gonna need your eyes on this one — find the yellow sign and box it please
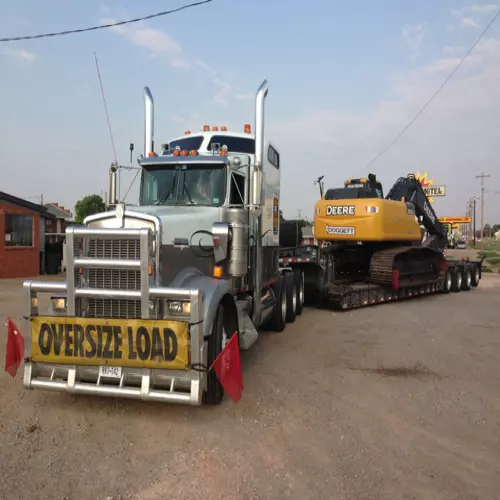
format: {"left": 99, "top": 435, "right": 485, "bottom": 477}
{"left": 439, "top": 217, "right": 471, "bottom": 223}
{"left": 416, "top": 171, "right": 446, "bottom": 203}
{"left": 30, "top": 316, "right": 189, "bottom": 370}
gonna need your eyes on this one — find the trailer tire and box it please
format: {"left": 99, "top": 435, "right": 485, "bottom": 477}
{"left": 442, "top": 270, "right": 452, "bottom": 294}
{"left": 270, "top": 278, "right": 286, "bottom": 332}
{"left": 471, "top": 265, "right": 480, "bottom": 287}
{"left": 202, "top": 303, "right": 232, "bottom": 405}
{"left": 293, "top": 269, "right": 304, "bottom": 316}
{"left": 451, "top": 268, "right": 462, "bottom": 293}
{"left": 284, "top": 272, "right": 297, "bottom": 323}
{"left": 462, "top": 269, "right": 472, "bottom": 291}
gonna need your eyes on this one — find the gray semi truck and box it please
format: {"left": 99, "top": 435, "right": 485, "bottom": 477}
{"left": 22, "top": 80, "right": 304, "bottom": 405}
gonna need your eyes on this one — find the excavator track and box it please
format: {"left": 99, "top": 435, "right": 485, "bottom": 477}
{"left": 370, "top": 245, "right": 445, "bottom": 288}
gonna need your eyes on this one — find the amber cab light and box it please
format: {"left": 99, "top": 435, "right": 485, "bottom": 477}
{"left": 189, "top": 150, "right": 198, "bottom": 156}
{"left": 180, "top": 150, "right": 189, "bottom": 156}
{"left": 203, "top": 125, "right": 210, "bottom": 131}
{"left": 221, "top": 126, "right": 227, "bottom": 131}
{"left": 212, "top": 126, "right": 219, "bottom": 131}
{"left": 213, "top": 266, "right": 223, "bottom": 278}
{"left": 220, "top": 150, "right": 228, "bottom": 157}
{"left": 148, "top": 264, "right": 153, "bottom": 276}
{"left": 173, "top": 150, "right": 180, "bottom": 156}
{"left": 184, "top": 130, "right": 191, "bottom": 135}
{"left": 244, "top": 123, "right": 251, "bottom": 133}
{"left": 148, "top": 152, "right": 157, "bottom": 157}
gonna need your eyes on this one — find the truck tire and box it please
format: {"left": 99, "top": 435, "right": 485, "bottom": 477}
{"left": 461, "top": 269, "right": 472, "bottom": 291}
{"left": 284, "top": 272, "right": 297, "bottom": 323}
{"left": 203, "top": 303, "right": 233, "bottom": 405}
{"left": 293, "top": 269, "right": 304, "bottom": 316}
{"left": 471, "top": 265, "right": 480, "bottom": 287}
{"left": 442, "top": 269, "right": 452, "bottom": 294}
{"left": 269, "top": 278, "right": 286, "bottom": 332}
{"left": 451, "top": 268, "right": 462, "bottom": 293}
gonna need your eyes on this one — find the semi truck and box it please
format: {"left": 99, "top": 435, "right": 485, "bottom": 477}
{"left": 22, "top": 80, "right": 304, "bottom": 406}
{"left": 279, "top": 173, "right": 484, "bottom": 309}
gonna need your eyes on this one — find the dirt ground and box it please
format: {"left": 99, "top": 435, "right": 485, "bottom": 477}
{"left": 1, "top": 273, "right": 499, "bottom": 500}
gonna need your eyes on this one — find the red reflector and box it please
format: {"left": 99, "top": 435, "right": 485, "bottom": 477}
{"left": 392, "top": 269, "right": 400, "bottom": 290}
{"left": 292, "top": 258, "right": 298, "bottom": 262}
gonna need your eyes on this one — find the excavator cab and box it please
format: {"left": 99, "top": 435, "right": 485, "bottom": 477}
{"left": 324, "top": 173, "right": 384, "bottom": 201}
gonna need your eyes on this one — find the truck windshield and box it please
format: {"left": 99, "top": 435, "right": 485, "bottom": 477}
{"left": 140, "top": 163, "right": 226, "bottom": 206}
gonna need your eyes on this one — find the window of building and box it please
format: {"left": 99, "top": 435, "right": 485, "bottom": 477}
{"left": 5, "top": 214, "right": 34, "bottom": 247}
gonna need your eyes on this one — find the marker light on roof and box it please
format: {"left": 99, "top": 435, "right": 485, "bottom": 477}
{"left": 184, "top": 130, "right": 191, "bottom": 135}
{"left": 244, "top": 123, "right": 251, "bottom": 133}
{"left": 203, "top": 125, "right": 210, "bottom": 131}
{"left": 148, "top": 152, "right": 157, "bottom": 157}
{"left": 180, "top": 150, "right": 189, "bottom": 156}
{"left": 212, "top": 126, "right": 219, "bottom": 131}
{"left": 173, "top": 150, "right": 180, "bottom": 156}
{"left": 221, "top": 126, "right": 227, "bottom": 131}
{"left": 189, "top": 150, "right": 198, "bottom": 156}
{"left": 220, "top": 150, "right": 228, "bottom": 157}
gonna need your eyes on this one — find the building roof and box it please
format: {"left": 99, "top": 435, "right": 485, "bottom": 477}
{"left": 45, "top": 203, "right": 73, "bottom": 220}
{"left": 0, "top": 191, "right": 54, "bottom": 218}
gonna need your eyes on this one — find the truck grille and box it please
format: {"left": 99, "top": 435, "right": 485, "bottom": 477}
{"left": 75, "top": 237, "right": 143, "bottom": 318}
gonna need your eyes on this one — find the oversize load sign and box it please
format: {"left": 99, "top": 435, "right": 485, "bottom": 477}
{"left": 30, "top": 316, "right": 189, "bottom": 370}
{"left": 422, "top": 186, "right": 446, "bottom": 197}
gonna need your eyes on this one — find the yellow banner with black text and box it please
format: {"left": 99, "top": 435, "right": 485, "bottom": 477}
{"left": 30, "top": 316, "right": 189, "bottom": 370}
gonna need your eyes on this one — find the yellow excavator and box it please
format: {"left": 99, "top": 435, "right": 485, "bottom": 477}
{"left": 279, "top": 173, "right": 483, "bottom": 309}
{"left": 312, "top": 173, "right": 448, "bottom": 289}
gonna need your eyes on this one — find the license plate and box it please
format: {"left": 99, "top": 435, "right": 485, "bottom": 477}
{"left": 29, "top": 316, "right": 190, "bottom": 370}
{"left": 99, "top": 366, "right": 122, "bottom": 378}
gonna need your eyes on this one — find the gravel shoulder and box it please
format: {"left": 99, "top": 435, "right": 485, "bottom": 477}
{"left": 1, "top": 275, "right": 499, "bottom": 500}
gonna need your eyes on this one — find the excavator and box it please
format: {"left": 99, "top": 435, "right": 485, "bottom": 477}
{"left": 313, "top": 173, "right": 448, "bottom": 289}
{"left": 278, "top": 173, "right": 483, "bottom": 310}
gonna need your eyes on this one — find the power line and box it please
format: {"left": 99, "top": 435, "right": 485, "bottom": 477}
{"left": 353, "top": 8, "right": 500, "bottom": 177}
{"left": 0, "top": 0, "right": 213, "bottom": 43}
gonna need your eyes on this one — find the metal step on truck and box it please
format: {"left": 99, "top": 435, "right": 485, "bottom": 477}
{"left": 21, "top": 80, "right": 304, "bottom": 406}
{"left": 278, "top": 174, "right": 484, "bottom": 310}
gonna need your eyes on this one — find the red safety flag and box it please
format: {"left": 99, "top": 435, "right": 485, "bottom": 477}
{"left": 4, "top": 317, "right": 25, "bottom": 378}
{"left": 210, "top": 333, "right": 243, "bottom": 403}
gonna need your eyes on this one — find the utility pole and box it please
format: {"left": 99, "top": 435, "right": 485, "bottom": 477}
{"left": 297, "top": 209, "right": 302, "bottom": 220}
{"left": 476, "top": 173, "right": 491, "bottom": 248}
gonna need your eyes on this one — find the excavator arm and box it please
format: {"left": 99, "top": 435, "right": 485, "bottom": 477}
{"left": 385, "top": 174, "right": 448, "bottom": 250}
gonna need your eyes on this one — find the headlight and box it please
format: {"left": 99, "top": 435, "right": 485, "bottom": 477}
{"left": 167, "top": 300, "right": 191, "bottom": 315}
{"left": 51, "top": 296, "right": 67, "bottom": 313}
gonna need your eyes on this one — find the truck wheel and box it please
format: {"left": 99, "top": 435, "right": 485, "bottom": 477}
{"left": 471, "top": 265, "right": 480, "bottom": 287}
{"left": 284, "top": 272, "right": 297, "bottom": 323}
{"left": 461, "top": 269, "right": 472, "bottom": 291}
{"left": 451, "top": 268, "right": 462, "bottom": 293}
{"left": 270, "top": 278, "right": 286, "bottom": 332}
{"left": 203, "top": 303, "right": 231, "bottom": 405}
{"left": 293, "top": 269, "right": 304, "bottom": 316}
{"left": 442, "top": 270, "right": 452, "bottom": 294}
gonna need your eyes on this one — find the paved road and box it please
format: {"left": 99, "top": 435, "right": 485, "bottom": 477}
{"left": 1, "top": 274, "right": 499, "bottom": 500}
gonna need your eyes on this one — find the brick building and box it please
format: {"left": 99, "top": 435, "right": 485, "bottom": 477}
{"left": 44, "top": 202, "right": 73, "bottom": 243}
{"left": 0, "top": 192, "right": 53, "bottom": 279}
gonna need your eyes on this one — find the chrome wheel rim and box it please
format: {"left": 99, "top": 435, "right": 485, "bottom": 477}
{"left": 300, "top": 275, "right": 304, "bottom": 305}
{"left": 281, "top": 288, "right": 287, "bottom": 322}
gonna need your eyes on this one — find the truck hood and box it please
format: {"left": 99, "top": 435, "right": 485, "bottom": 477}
{"left": 129, "top": 205, "right": 224, "bottom": 246}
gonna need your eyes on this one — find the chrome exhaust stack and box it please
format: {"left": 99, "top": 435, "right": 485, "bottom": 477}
{"left": 144, "top": 87, "right": 154, "bottom": 157}
{"left": 251, "top": 79, "right": 268, "bottom": 326}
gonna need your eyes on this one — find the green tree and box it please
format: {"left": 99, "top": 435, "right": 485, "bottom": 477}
{"left": 75, "top": 194, "right": 106, "bottom": 224}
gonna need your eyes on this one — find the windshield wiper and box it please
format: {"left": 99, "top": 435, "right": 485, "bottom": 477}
{"left": 183, "top": 182, "right": 195, "bottom": 205}
{"left": 155, "top": 171, "right": 178, "bottom": 205}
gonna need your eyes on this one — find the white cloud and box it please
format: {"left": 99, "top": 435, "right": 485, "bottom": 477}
{"left": 451, "top": 3, "right": 499, "bottom": 28}
{"left": 271, "top": 36, "right": 500, "bottom": 223}
{"left": 2, "top": 47, "right": 36, "bottom": 64}
{"left": 462, "top": 16, "right": 480, "bottom": 27}
{"left": 401, "top": 24, "right": 426, "bottom": 57}
{"left": 103, "top": 18, "right": 249, "bottom": 106}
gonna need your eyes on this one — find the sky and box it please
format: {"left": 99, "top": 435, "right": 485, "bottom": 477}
{"left": 1, "top": 0, "right": 500, "bottom": 225}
